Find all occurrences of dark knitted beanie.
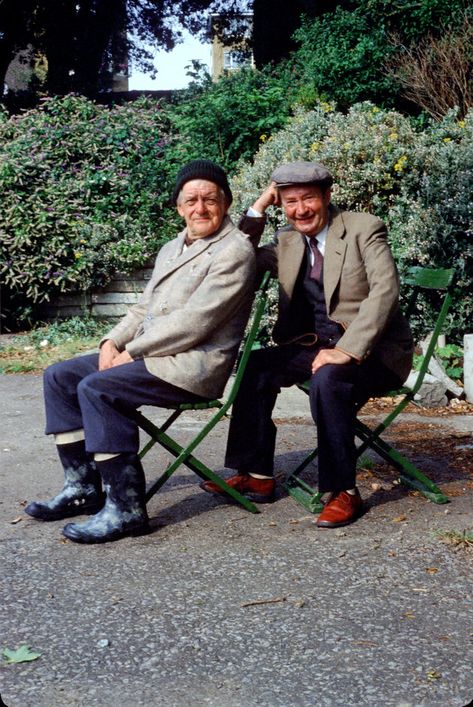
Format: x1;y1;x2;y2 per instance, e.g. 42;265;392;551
172;159;233;204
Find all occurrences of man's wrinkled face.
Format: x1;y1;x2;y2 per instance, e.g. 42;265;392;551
280;184;331;237
177;179;229;240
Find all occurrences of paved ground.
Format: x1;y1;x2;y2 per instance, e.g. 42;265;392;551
1;374;473;707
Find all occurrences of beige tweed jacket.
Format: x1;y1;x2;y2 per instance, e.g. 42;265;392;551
102;216;256;398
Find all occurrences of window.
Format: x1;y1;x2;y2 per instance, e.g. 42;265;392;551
223;50;252;70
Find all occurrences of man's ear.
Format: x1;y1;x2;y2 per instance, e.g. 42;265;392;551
177;203;185;218
273;186;281;207
323;188;332;206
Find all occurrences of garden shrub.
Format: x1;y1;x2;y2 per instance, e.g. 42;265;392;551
2;88;471;347
163;64;295;173
0;70;296;328
231;102;420;222
292;9;396;111
387;111;473;339
0;94;179;327
291;0;469;112
231;102;473;345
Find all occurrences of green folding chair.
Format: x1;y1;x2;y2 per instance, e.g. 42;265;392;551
284;266;456;513
129;272;271;515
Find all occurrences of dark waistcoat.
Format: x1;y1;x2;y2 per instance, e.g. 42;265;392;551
302;253;343;346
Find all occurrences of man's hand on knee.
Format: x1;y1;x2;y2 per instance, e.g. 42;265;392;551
311;348;352;374
99;340;121;370
110;350;133;367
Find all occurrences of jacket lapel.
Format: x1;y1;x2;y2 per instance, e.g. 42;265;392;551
278;229;306;301
324;206;347;308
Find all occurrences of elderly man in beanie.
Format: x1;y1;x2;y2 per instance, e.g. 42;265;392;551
202;161;413;528
25;159;256;543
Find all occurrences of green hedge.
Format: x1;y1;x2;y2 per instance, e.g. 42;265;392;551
0;95;180;326
291;0;469;112
0;76;295;327
164;65;294;172
1;94;471;345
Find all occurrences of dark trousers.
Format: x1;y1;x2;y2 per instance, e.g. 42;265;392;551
44;354;208;455
225;344;401;492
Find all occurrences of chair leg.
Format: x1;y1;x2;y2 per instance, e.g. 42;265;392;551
133;411;260;513
138;409;183;459
283;417;449;512
145;427;260;513
285;480;324;514
284;450;324;514
355;420;449;504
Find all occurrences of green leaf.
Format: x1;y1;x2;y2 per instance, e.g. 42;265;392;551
2;645;42;664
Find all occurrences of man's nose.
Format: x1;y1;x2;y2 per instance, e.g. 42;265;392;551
295;201;310;216
195;197;208;213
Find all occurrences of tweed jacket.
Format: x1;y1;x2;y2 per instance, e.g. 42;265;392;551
239;205;413;382
101;216;256;399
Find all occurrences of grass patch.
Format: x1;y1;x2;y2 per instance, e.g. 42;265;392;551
435;529;473;552
0;339;100;374
0;317;114;374
357;454;376;471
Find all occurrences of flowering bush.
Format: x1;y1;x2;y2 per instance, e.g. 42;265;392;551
0;95;180;326
0;78;295;327
231;102;473;343
2;94;471;344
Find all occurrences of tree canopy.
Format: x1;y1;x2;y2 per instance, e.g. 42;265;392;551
252;0;350;67
1;0;470;113
290;0;471;111
0;0;246;100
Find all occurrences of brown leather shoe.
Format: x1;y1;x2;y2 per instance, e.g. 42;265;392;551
200;474;275;503
316;489;363;528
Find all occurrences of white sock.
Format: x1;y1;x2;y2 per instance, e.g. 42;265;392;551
249;473;272;480
54;429;85;445
322;489;357;502
94;452;120;462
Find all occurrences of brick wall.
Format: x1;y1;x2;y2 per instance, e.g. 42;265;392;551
39;261;155;321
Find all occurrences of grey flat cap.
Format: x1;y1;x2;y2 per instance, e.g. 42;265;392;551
271;161;333;188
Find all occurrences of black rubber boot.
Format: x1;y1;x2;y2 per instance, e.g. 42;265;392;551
62;453;150;544
25;441;104;521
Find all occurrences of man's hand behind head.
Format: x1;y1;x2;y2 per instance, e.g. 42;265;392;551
251;182;281;215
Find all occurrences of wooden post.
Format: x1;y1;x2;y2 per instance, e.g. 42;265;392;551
464;334;473;403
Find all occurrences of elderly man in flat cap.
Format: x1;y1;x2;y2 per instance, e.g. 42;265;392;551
202;161;413;528
25;159;256;544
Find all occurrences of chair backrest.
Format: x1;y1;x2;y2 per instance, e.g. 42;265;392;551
226;271;271;407
402;266;456;394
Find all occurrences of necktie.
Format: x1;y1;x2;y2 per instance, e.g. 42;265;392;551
309;238;323;281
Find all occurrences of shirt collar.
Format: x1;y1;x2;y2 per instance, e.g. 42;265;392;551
304;223;329;255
